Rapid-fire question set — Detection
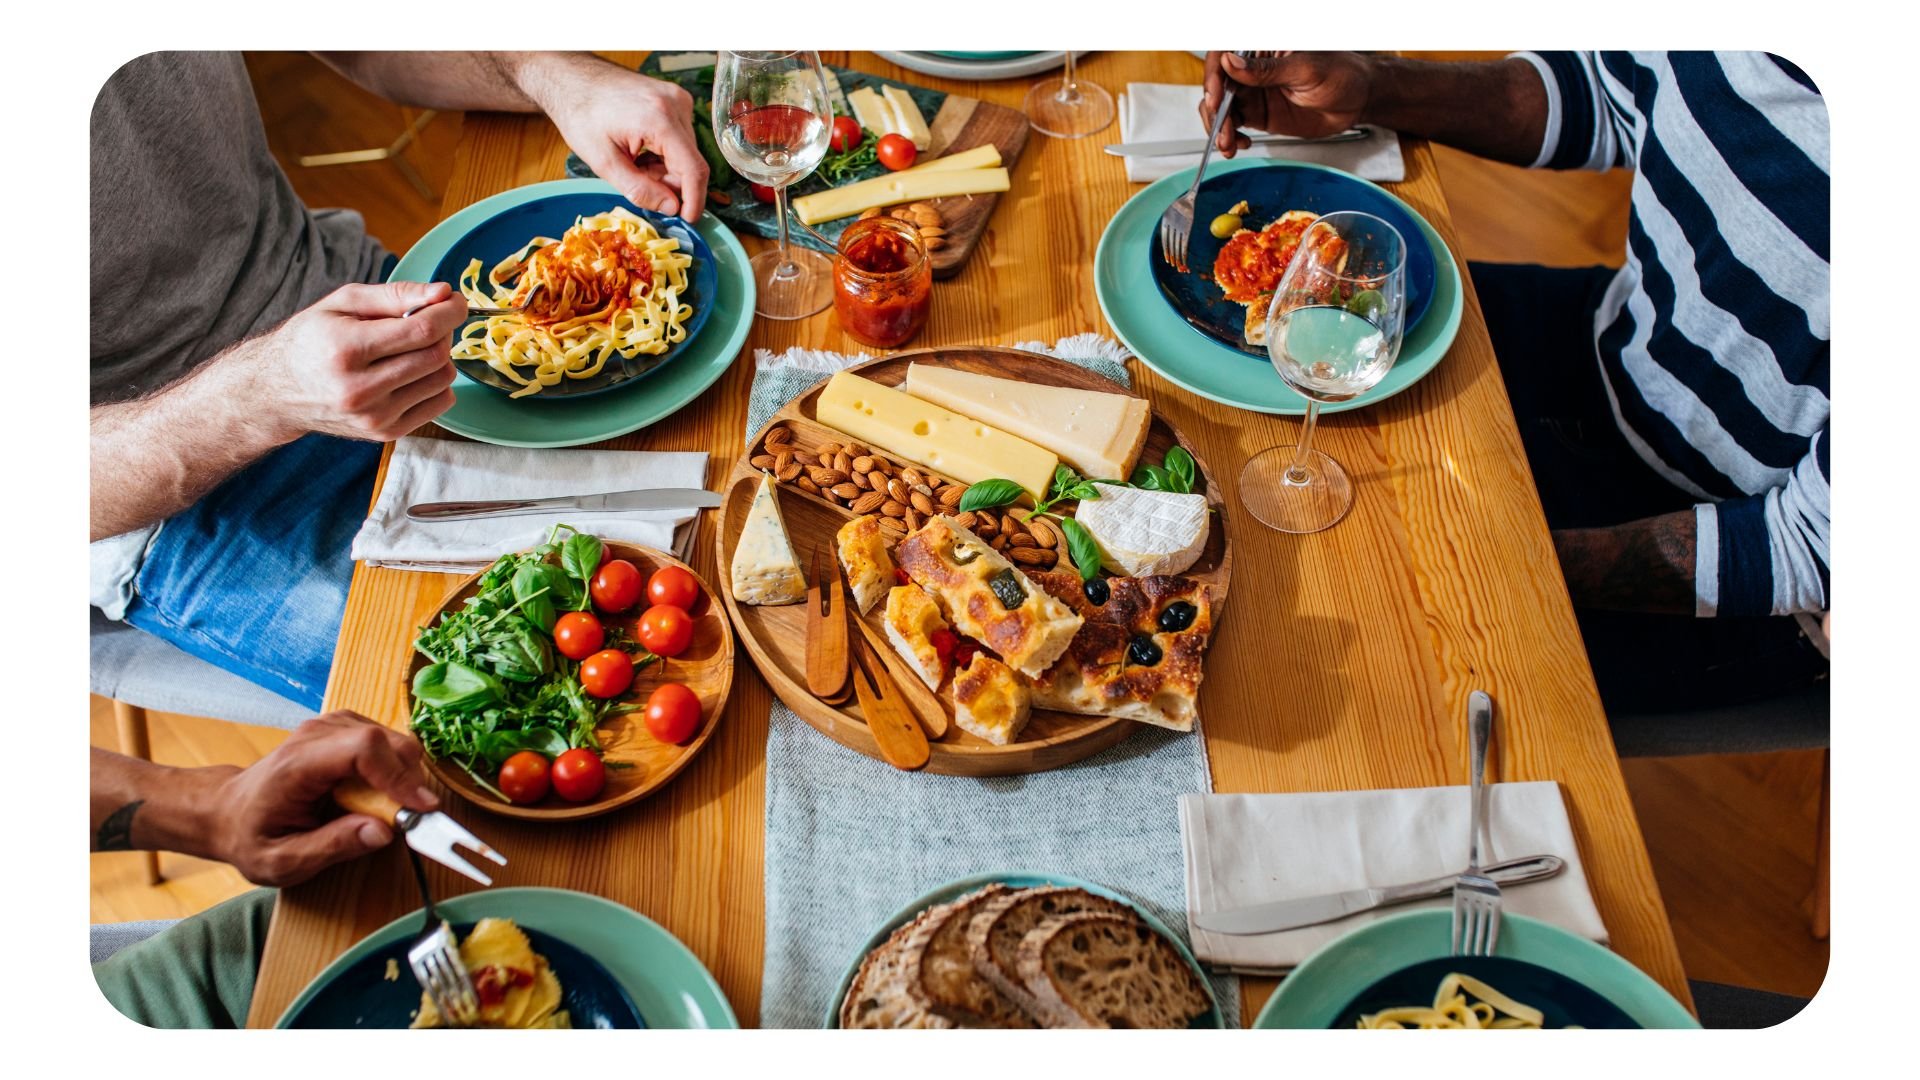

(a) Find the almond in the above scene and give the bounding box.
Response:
[777,461,802,483]
[774,449,794,474]
[913,211,944,230]
[851,470,873,490]
[877,517,907,539]
[917,226,947,239]
[1027,517,1059,549]
[924,236,947,251]
[852,455,876,473]
[887,477,911,504]
[952,511,978,531]
[910,491,936,515]
[832,482,861,501]
[750,454,776,471]
[905,506,924,531]
[990,532,1010,551]
[859,207,884,220]
[890,207,916,222]
[833,451,853,475]
[939,484,966,508]
[851,492,886,515]
[807,466,848,487]
[901,466,927,489]
[881,499,907,518]
[908,201,937,216]
[818,441,843,457]
[764,425,794,448]
[973,511,998,537]
[1011,547,1056,567]
[847,443,870,458]
[795,475,820,494]
[1009,532,1038,550]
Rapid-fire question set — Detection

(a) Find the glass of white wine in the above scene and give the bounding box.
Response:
[714,50,834,320]
[1023,52,1114,138]
[1238,210,1409,534]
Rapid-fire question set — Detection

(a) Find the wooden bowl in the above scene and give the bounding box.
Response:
[716,346,1232,777]
[403,542,733,820]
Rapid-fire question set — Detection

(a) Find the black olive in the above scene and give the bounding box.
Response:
[1157,601,1198,633]
[1083,577,1111,605]
[1127,634,1163,667]
[988,568,1028,611]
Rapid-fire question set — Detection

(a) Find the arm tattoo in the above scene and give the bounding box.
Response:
[1552,511,1697,615]
[95,800,144,852]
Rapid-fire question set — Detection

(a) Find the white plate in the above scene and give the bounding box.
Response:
[874,51,1084,81]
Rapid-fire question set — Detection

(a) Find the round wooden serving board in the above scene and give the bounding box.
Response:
[403,542,734,820]
[716,347,1232,777]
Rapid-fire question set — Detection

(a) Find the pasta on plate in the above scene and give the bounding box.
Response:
[453,207,695,398]
[411,917,571,1029]
[1357,972,1553,1029]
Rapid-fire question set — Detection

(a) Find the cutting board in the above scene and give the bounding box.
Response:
[569,55,1029,280]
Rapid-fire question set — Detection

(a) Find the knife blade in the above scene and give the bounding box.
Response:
[406,488,722,523]
[335,779,508,886]
[1103,126,1374,158]
[1192,854,1564,936]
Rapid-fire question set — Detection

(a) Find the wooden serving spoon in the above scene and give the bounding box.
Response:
[848,637,930,771]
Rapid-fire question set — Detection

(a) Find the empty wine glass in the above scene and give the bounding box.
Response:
[1239,211,1409,534]
[1023,52,1114,138]
[714,50,835,320]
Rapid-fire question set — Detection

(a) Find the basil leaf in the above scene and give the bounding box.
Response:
[412,661,506,711]
[958,478,1026,512]
[1050,464,1079,499]
[1066,482,1103,501]
[1164,446,1197,494]
[511,565,559,633]
[1131,464,1171,491]
[1060,517,1105,582]
[561,532,604,590]
[477,728,569,765]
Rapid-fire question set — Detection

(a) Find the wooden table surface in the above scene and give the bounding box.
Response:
[245,50,1690,1028]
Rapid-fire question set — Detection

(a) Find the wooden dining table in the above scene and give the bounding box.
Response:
[244,49,1691,1027]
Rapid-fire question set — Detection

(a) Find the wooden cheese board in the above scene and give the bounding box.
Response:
[400,542,734,820]
[715,347,1233,777]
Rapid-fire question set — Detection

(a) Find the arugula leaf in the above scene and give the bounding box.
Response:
[819,129,880,184]
[958,478,1026,512]
[1059,518,1104,582]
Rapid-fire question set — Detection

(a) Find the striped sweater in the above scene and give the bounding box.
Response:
[1516,51,1829,618]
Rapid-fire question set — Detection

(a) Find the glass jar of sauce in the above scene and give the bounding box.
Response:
[833,216,932,349]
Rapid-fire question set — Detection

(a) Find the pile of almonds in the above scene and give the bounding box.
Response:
[754,424,1062,569]
[858,201,948,251]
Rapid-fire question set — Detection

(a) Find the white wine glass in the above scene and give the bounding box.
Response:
[1023,51,1114,138]
[1238,210,1409,534]
[714,50,835,320]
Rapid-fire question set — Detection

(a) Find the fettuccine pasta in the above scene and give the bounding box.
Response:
[1357,972,1554,1029]
[452,207,695,399]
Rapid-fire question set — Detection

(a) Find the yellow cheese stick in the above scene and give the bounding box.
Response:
[794,167,1011,225]
[900,143,1002,174]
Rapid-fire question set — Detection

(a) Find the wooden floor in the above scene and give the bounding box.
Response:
[87,51,1826,1001]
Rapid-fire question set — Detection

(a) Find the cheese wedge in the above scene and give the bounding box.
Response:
[816,371,1057,499]
[793,167,1010,225]
[880,85,933,150]
[902,143,1002,174]
[656,52,717,73]
[846,86,894,137]
[902,364,1152,482]
[1073,483,1210,577]
[730,473,805,605]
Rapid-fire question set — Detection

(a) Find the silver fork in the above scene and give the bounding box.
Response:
[405,846,480,1028]
[1452,689,1504,956]
[1158,51,1250,273]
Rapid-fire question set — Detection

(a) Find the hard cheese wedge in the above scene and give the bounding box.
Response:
[879,85,933,150]
[730,472,806,605]
[1073,483,1210,577]
[903,143,1001,174]
[846,86,894,138]
[902,363,1152,482]
[793,167,1011,225]
[815,371,1057,499]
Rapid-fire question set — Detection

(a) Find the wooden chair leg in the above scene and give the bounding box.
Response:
[1809,748,1829,940]
[111,699,164,887]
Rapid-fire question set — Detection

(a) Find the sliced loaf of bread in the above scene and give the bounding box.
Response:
[901,884,1035,1028]
[965,885,1136,1019]
[1014,911,1211,1029]
[840,905,957,1029]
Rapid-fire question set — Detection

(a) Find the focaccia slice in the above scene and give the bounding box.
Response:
[836,514,896,615]
[1025,571,1213,732]
[883,584,948,691]
[950,653,1031,746]
[895,515,1082,679]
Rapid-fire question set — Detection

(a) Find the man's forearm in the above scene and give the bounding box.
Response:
[1362,56,1550,167]
[90,748,234,856]
[1552,511,1697,615]
[312,51,606,115]
[90,342,291,540]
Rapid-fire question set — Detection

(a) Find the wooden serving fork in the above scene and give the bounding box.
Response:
[805,546,851,703]
[848,636,930,771]
[853,615,948,739]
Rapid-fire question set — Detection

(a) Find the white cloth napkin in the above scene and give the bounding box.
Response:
[1118,83,1405,184]
[349,436,709,572]
[1180,783,1608,975]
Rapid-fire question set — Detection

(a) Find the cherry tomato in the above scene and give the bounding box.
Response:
[550,748,606,802]
[749,181,778,204]
[647,566,700,612]
[590,559,644,614]
[894,568,911,586]
[930,627,958,669]
[877,133,918,171]
[497,751,551,805]
[644,683,702,744]
[830,115,863,153]
[638,604,695,658]
[552,611,605,661]
[952,637,982,671]
[579,648,634,699]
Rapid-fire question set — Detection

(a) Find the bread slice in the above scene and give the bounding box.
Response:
[1015,911,1211,1029]
[965,886,1136,1019]
[901,884,1035,1027]
[840,904,958,1029]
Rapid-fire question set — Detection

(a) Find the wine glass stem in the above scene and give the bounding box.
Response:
[1287,401,1323,484]
[773,184,798,279]
[1056,51,1081,104]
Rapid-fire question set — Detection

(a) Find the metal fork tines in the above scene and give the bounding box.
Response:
[406,848,480,1027]
[1158,50,1253,273]
[1451,689,1505,956]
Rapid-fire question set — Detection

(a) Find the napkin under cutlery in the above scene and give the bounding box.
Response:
[1118,83,1406,184]
[1180,783,1608,975]
[350,436,709,572]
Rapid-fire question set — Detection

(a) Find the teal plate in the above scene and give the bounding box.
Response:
[826,870,1225,1028]
[1252,909,1699,1029]
[275,886,739,1029]
[390,178,754,448]
[923,51,1041,61]
[1096,159,1465,415]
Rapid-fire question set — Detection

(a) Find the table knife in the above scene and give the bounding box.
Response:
[1103,126,1374,158]
[406,488,722,523]
[1193,854,1563,936]
[335,779,508,886]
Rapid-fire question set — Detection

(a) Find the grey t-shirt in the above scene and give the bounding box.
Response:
[90,52,388,404]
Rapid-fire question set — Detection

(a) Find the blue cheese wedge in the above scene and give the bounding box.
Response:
[1072,483,1210,578]
[730,473,806,606]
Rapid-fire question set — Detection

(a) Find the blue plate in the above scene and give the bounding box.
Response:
[1333,955,1640,1029]
[430,194,718,400]
[827,871,1225,1028]
[282,921,644,1029]
[1148,166,1438,360]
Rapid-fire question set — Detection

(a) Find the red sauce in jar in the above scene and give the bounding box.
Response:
[834,217,931,348]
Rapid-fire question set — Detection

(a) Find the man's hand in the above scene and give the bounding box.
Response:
[1201,51,1378,154]
[532,58,709,222]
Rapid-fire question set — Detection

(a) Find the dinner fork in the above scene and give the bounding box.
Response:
[1158,50,1251,273]
[405,846,480,1028]
[404,281,545,320]
[1451,689,1503,956]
